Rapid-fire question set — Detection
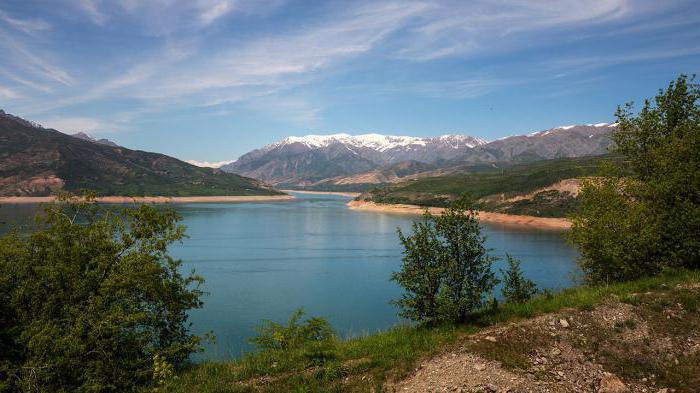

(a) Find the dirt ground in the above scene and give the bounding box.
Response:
[388,283,700,393]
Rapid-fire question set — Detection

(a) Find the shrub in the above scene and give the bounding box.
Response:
[0,194,204,392]
[392,196,498,324]
[250,308,337,365]
[570,75,700,282]
[500,254,538,303]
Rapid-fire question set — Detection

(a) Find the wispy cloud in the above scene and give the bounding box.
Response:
[0,10,50,35]
[2,0,699,133]
[38,116,124,133]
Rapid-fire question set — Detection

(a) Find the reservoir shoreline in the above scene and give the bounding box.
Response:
[346,200,572,230]
[0,195,295,204]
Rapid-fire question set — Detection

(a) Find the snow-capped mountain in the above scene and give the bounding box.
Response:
[71,132,120,147]
[220,133,487,186]
[220,124,614,187]
[185,159,235,168]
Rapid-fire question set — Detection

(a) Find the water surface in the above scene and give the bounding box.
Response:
[0,192,579,360]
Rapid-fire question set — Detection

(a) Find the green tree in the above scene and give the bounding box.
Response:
[0,195,204,392]
[570,75,700,282]
[500,254,538,303]
[392,197,498,324]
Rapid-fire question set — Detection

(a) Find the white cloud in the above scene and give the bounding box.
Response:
[0,85,21,99]
[198,0,235,26]
[72,0,108,26]
[39,117,121,133]
[0,10,51,35]
[185,159,235,168]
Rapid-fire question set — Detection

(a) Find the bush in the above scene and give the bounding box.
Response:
[500,254,538,303]
[392,196,498,324]
[250,308,337,365]
[570,75,700,282]
[0,195,204,392]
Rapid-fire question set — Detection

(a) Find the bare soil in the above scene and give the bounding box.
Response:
[388,284,700,392]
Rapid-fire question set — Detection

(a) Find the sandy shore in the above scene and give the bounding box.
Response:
[0,195,295,204]
[346,200,571,230]
[281,189,361,197]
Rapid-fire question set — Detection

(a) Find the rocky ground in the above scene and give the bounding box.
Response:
[388,283,700,393]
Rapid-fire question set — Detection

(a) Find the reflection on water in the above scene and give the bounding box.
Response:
[0,192,579,360]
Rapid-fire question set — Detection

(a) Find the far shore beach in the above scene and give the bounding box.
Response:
[346,200,572,230]
[281,189,361,197]
[0,195,295,204]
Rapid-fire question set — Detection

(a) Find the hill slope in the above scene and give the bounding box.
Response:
[357,155,625,217]
[222,125,614,187]
[0,110,282,197]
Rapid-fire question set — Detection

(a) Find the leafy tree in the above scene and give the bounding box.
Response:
[570,75,700,282]
[250,308,336,364]
[392,197,498,324]
[500,254,538,303]
[0,195,204,392]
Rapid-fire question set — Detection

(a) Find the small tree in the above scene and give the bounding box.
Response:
[500,254,538,303]
[0,194,204,392]
[392,197,498,324]
[570,75,700,282]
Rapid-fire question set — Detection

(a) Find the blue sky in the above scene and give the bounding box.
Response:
[0,0,698,163]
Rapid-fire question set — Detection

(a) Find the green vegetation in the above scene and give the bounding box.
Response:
[570,75,700,282]
[159,269,700,392]
[249,309,337,366]
[0,195,204,392]
[500,254,538,304]
[392,197,498,324]
[362,154,624,216]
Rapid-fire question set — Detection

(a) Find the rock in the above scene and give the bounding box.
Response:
[484,336,498,342]
[656,389,669,393]
[559,318,570,328]
[475,363,487,371]
[551,348,562,356]
[598,373,629,393]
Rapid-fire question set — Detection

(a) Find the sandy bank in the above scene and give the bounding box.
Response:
[346,200,571,230]
[281,190,361,197]
[0,195,295,204]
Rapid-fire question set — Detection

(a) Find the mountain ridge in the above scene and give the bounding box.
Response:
[221,124,615,187]
[0,110,282,197]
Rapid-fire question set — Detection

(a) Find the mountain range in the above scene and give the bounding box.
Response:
[0,110,280,197]
[220,124,615,188]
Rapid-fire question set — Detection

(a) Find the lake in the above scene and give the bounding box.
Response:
[0,192,580,360]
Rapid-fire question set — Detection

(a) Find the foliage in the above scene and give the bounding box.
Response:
[392,196,499,324]
[364,154,624,216]
[500,254,538,303]
[250,308,337,365]
[160,270,700,393]
[0,194,204,392]
[570,75,700,282]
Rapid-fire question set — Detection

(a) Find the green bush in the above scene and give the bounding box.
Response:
[0,195,204,392]
[500,254,538,303]
[570,75,700,282]
[392,196,499,324]
[250,308,337,365]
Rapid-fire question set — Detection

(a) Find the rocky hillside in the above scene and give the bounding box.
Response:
[222,124,614,187]
[0,110,282,197]
[221,133,487,186]
[392,281,700,392]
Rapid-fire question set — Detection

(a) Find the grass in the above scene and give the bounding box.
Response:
[160,269,700,392]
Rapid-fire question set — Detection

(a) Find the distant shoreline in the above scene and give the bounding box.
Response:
[0,195,295,204]
[346,200,572,230]
[281,189,361,197]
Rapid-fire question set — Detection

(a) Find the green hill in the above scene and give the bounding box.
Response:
[360,155,626,216]
[0,111,283,197]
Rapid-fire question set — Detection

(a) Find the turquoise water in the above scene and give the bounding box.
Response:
[0,192,580,360]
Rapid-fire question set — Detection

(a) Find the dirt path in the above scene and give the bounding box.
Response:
[388,283,700,392]
[346,200,571,230]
